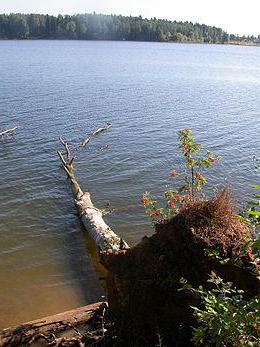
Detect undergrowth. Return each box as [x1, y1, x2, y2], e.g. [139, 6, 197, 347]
[180, 273, 259, 347]
[140, 129, 259, 346]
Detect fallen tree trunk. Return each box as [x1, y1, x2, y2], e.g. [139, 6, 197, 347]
[0, 302, 104, 347]
[0, 126, 19, 138]
[58, 135, 129, 251]
[0, 129, 127, 346]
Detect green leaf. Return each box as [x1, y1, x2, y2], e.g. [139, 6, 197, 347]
[220, 258, 230, 264]
[248, 184, 260, 189]
[247, 201, 260, 206]
[248, 210, 260, 216]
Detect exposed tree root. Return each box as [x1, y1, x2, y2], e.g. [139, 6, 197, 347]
[100, 189, 260, 346]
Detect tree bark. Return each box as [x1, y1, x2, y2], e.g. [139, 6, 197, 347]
[0, 302, 103, 347]
[58, 135, 129, 252]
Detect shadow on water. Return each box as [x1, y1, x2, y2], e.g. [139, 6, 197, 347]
[56, 195, 106, 305]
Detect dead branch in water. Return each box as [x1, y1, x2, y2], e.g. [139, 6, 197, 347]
[58, 132, 129, 251]
[0, 126, 19, 138]
[80, 123, 112, 148]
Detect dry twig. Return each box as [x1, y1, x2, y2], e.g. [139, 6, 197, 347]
[80, 123, 112, 148]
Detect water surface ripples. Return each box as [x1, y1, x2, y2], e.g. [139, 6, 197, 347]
[0, 41, 259, 327]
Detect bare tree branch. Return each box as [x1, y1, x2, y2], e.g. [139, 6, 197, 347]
[80, 136, 91, 148]
[0, 126, 19, 138]
[59, 137, 71, 160]
[80, 123, 112, 148]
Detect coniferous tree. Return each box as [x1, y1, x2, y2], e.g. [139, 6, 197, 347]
[0, 12, 257, 43]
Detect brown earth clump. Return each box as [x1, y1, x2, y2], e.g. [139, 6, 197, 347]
[101, 188, 259, 346]
[178, 187, 252, 257]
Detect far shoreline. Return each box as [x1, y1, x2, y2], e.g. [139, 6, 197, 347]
[0, 38, 259, 48]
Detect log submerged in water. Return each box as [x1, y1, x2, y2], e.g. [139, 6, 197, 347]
[58, 133, 129, 252]
[0, 126, 127, 347]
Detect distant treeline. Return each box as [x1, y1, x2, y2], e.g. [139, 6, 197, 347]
[0, 13, 259, 44]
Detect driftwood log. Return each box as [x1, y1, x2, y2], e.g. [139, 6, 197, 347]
[0, 126, 19, 138]
[0, 302, 104, 347]
[58, 134, 129, 251]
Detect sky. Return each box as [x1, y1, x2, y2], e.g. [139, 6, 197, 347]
[0, 0, 259, 36]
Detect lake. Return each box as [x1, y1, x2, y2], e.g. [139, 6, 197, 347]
[0, 40, 259, 328]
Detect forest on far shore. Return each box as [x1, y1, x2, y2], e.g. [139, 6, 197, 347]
[0, 12, 259, 44]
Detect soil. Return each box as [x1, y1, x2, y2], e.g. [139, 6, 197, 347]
[100, 190, 260, 346]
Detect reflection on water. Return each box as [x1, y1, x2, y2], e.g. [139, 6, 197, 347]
[0, 41, 260, 328]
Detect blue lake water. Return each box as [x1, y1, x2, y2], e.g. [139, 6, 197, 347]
[0, 40, 259, 327]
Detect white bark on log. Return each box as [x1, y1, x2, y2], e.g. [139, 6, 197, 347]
[58, 136, 129, 251]
[0, 302, 103, 347]
[0, 126, 19, 137]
